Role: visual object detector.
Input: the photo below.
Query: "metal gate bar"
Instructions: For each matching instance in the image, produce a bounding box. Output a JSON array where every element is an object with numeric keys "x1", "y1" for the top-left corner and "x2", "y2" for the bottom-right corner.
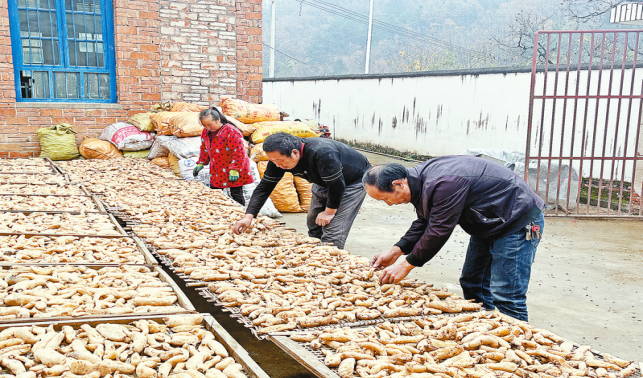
[{"x1": 526, "y1": 29, "x2": 643, "y2": 217}]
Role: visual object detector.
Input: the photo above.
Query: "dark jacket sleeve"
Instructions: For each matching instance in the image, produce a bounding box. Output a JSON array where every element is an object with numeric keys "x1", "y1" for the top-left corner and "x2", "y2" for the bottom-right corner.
[
  {"x1": 245, "y1": 161, "x2": 285, "y2": 217},
  {"x1": 316, "y1": 151, "x2": 345, "y2": 209},
  {"x1": 395, "y1": 213, "x2": 427, "y2": 253},
  {"x1": 405, "y1": 176, "x2": 470, "y2": 267}
]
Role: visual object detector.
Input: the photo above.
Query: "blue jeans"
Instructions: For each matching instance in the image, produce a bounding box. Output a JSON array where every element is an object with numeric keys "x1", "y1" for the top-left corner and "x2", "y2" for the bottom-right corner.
[{"x1": 459, "y1": 213, "x2": 544, "y2": 321}]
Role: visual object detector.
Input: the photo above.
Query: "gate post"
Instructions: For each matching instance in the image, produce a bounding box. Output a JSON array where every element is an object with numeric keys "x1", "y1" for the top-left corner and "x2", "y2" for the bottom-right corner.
[{"x1": 635, "y1": 126, "x2": 643, "y2": 202}]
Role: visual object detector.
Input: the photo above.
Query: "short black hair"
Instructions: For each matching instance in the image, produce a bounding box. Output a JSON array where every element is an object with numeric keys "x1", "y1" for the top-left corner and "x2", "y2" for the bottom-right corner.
[
  {"x1": 199, "y1": 106, "x2": 229, "y2": 125},
  {"x1": 362, "y1": 163, "x2": 408, "y2": 192},
  {"x1": 262, "y1": 133, "x2": 303, "y2": 157}
]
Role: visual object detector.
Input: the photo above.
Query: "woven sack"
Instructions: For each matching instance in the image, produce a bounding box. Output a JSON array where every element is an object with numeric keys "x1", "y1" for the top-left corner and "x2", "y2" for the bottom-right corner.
[
  {"x1": 37, "y1": 123, "x2": 80, "y2": 160},
  {"x1": 78, "y1": 137, "x2": 123, "y2": 160},
  {"x1": 257, "y1": 161, "x2": 303, "y2": 213}
]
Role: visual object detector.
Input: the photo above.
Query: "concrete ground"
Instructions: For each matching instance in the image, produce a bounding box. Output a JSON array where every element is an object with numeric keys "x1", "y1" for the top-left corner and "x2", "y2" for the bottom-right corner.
[{"x1": 280, "y1": 151, "x2": 643, "y2": 362}]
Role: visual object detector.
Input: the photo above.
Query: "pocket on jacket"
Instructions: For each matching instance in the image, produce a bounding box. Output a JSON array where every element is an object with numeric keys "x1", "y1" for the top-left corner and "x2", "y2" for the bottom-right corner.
[{"x1": 464, "y1": 208, "x2": 505, "y2": 227}]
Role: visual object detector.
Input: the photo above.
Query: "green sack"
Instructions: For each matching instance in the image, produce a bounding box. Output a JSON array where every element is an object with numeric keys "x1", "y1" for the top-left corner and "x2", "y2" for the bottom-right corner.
[
  {"x1": 128, "y1": 112, "x2": 155, "y2": 132},
  {"x1": 37, "y1": 123, "x2": 80, "y2": 161},
  {"x1": 123, "y1": 149, "x2": 150, "y2": 159}
]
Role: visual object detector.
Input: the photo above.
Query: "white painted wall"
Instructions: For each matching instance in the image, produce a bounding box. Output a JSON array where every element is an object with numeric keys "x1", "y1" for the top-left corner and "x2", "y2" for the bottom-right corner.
[
  {"x1": 264, "y1": 73, "x2": 531, "y2": 157},
  {"x1": 264, "y1": 70, "x2": 643, "y2": 184}
]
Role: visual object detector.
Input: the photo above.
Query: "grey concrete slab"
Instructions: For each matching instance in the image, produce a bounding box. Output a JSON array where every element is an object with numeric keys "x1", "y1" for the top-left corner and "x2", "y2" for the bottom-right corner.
[{"x1": 279, "y1": 151, "x2": 643, "y2": 362}]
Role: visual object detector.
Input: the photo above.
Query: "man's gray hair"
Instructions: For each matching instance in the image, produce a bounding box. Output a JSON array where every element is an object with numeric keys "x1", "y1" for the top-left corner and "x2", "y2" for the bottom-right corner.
[{"x1": 362, "y1": 163, "x2": 408, "y2": 192}]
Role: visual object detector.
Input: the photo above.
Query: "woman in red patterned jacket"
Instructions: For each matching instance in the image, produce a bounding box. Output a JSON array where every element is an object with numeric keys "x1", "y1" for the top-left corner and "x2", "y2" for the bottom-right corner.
[{"x1": 192, "y1": 107, "x2": 253, "y2": 205}]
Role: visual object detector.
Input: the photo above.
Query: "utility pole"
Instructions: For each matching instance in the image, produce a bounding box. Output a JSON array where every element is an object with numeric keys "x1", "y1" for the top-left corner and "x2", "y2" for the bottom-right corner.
[
  {"x1": 364, "y1": 0, "x2": 374, "y2": 74},
  {"x1": 269, "y1": 0, "x2": 276, "y2": 78}
]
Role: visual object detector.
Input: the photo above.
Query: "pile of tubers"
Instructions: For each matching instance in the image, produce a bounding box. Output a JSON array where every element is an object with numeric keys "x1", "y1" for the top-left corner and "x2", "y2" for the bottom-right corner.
[
  {"x1": 0, "y1": 185, "x2": 86, "y2": 196},
  {"x1": 0, "y1": 265, "x2": 184, "y2": 320},
  {"x1": 0, "y1": 174, "x2": 67, "y2": 185},
  {"x1": 0, "y1": 213, "x2": 120, "y2": 236},
  {"x1": 0, "y1": 314, "x2": 249, "y2": 378},
  {"x1": 289, "y1": 310, "x2": 639, "y2": 378},
  {"x1": 56, "y1": 159, "x2": 482, "y2": 334},
  {"x1": 0, "y1": 196, "x2": 99, "y2": 212},
  {"x1": 50, "y1": 159, "x2": 640, "y2": 378},
  {"x1": 0, "y1": 165, "x2": 54, "y2": 173},
  {"x1": 0, "y1": 236, "x2": 146, "y2": 264},
  {"x1": 0, "y1": 159, "x2": 51, "y2": 167}
]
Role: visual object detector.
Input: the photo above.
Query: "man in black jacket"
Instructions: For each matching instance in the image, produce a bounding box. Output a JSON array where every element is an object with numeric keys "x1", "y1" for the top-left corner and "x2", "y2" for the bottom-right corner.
[
  {"x1": 364, "y1": 157, "x2": 545, "y2": 321},
  {"x1": 233, "y1": 133, "x2": 371, "y2": 249}
]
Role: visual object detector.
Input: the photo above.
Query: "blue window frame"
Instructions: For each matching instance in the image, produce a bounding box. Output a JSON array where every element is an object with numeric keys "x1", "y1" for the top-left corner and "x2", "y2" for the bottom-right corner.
[{"x1": 8, "y1": 0, "x2": 117, "y2": 103}]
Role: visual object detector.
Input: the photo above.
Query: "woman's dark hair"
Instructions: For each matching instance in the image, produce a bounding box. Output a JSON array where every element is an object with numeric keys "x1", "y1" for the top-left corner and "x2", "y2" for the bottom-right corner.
[
  {"x1": 262, "y1": 133, "x2": 303, "y2": 157},
  {"x1": 199, "y1": 107, "x2": 229, "y2": 125},
  {"x1": 362, "y1": 163, "x2": 408, "y2": 192}
]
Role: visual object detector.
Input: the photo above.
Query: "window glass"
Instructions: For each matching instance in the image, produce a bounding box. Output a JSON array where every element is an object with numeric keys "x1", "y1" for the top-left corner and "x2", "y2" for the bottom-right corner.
[
  {"x1": 54, "y1": 71, "x2": 79, "y2": 99},
  {"x1": 20, "y1": 70, "x2": 50, "y2": 99},
  {"x1": 12, "y1": 0, "x2": 114, "y2": 101},
  {"x1": 85, "y1": 72, "x2": 98, "y2": 99},
  {"x1": 98, "y1": 73, "x2": 109, "y2": 99}
]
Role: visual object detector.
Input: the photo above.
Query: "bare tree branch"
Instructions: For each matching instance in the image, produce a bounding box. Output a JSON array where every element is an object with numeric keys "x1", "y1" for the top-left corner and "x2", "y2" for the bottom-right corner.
[{"x1": 561, "y1": 0, "x2": 628, "y2": 24}]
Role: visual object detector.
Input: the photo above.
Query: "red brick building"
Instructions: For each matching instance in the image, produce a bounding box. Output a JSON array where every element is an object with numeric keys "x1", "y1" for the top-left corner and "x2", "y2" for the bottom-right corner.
[{"x1": 0, "y1": 0, "x2": 262, "y2": 157}]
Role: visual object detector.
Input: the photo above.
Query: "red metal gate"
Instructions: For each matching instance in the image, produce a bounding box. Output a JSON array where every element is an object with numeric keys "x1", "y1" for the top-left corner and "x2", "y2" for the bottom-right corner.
[{"x1": 526, "y1": 30, "x2": 643, "y2": 217}]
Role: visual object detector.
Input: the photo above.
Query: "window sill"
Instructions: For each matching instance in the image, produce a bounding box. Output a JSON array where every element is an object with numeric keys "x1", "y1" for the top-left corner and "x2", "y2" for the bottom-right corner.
[{"x1": 15, "y1": 102, "x2": 123, "y2": 110}]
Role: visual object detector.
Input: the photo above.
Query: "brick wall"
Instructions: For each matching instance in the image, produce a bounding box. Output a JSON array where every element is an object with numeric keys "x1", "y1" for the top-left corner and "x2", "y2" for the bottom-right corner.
[
  {"x1": 0, "y1": 0, "x2": 262, "y2": 157},
  {"x1": 158, "y1": 0, "x2": 238, "y2": 104},
  {"x1": 236, "y1": 0, "x2": 262, "y2": 104}
]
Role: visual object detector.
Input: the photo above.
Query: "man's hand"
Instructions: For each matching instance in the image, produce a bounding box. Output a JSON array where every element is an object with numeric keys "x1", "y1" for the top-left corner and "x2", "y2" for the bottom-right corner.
[
  {"x1": 371, "y1": 246, "x2": 404, "y2": 270},
  {"x1": 233, "y1": 214, "x2": 254, "y2": 234},
  {"x1": 315, "y1": 210, "x2": 335, "y2": 227},
  {"x1": 379, "y1": 259, "x2": 415, "y2": 285},
  {"x1": 193, "y1": 164, "x2": 204, "y2": 177}
]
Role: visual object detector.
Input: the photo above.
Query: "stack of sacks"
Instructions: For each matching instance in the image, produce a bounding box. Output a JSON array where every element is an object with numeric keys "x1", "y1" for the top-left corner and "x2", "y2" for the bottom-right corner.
[
  {"x1": 251, "y1": 143, "x2": 313, "y2": 213},
  {"x1": 76, "y1": 101, "x2": 208, "y2": 161},
  {"x1": 78, "y1": 121, "x2": 154, "y2": 160},
  {"x1": 221, "y1": 97, "x2": 319, "y2": 213},
  {"x1": 145, "y1": 102, "x2": 207, "y2": 172},
  {"x1": 255, "y1": 161, "x2": 312, "y2": 213}
]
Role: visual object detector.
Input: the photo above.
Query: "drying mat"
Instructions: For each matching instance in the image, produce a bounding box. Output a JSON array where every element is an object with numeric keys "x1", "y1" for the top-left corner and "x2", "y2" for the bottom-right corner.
[
  {"x1": 195, "y1": 285, "x2": 469, "y2": 340},
  {"x1": 270, "y1": 327, "x2": 643, "y2": 378}
]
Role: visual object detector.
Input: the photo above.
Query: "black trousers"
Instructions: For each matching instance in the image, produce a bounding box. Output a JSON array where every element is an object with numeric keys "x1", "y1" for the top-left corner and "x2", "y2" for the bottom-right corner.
[{"x1": 209, "y1": 184, "x2": 245, "y2": 206}]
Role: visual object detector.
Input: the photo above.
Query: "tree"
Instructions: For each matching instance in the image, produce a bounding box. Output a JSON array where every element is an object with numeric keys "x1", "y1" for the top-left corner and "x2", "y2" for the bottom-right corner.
[
  {"x1": 561, "y1": 0, "x2": 627, "y2": 27},
  {"x1": 394, "y1": 48, "x2": 459, "y2": 72},
  {"x1": 263, "y1": 0, "x2": 641, "y2": 77},
  {"x1": 492, "y1": 9, "x2": 560, "y2": 66}
]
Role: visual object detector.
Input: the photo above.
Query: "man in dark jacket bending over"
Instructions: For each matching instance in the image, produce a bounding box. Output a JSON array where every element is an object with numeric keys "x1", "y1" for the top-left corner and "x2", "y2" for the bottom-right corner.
[
  {"x1": 364, "y1": 156, "x2": 545, "y2": 321},
  {"x1": 233, "y1": 133, "x2": 371, "y2": 249}
]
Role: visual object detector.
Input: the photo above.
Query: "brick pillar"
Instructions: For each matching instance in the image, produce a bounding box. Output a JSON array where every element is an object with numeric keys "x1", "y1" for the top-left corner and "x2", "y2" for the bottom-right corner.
[
  {"x1": 236, "y1": 0, "x2": 262, "y2": 103},
  {"x1": 159, "y1": 0, "x2": 238, "y2": 106},
  {"x1": 113, "y1": 0, "x2": 162, "y2": 112}
]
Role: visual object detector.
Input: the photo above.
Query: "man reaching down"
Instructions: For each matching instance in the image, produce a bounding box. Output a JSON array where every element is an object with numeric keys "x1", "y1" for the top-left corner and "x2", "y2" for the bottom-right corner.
[
  {"x1": 363, "y1": 157, "x2": 545, "y2": 321},
  {"x1": 233, "y1": 133, "x2": 371, "y2": 249}
]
